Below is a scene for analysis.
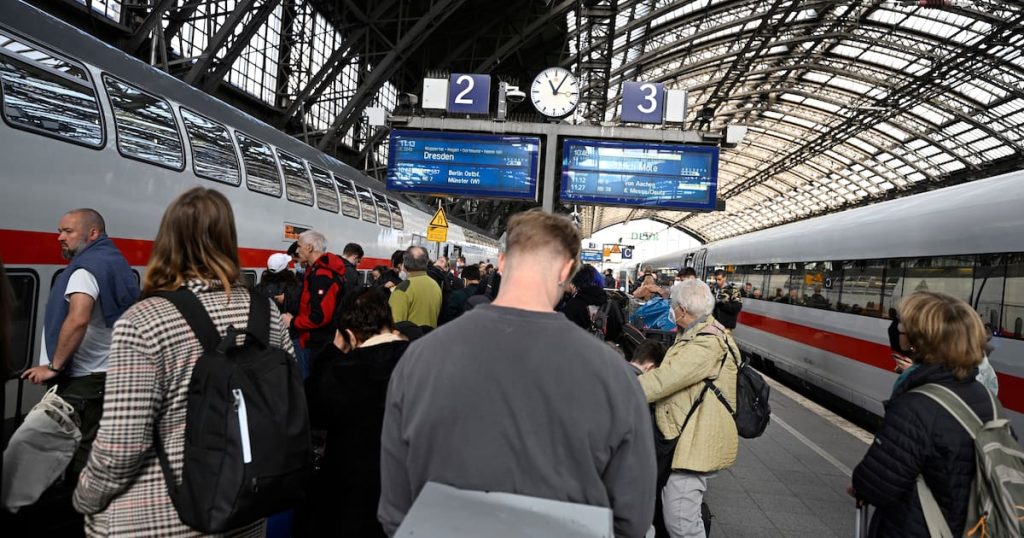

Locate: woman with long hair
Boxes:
[73,187,292,537]
[849,291,997,536]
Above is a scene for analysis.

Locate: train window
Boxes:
[763,264,791,302]
[973,254,1006,332]
[276,150,314,206]
[839,259,886,316]
[902,256,974,304]
[4,270,39,376]
[308,165,339,213]
[881,259,905,317]
[750,265,768,299]
[236,132,282,197]
[180,108,240,186]
[796,262,839,309]
[335,177,360,219]
[241,270,257,289]
[387,198,404,230]
[103,75,184,170]
[0,32,104,148]
[355,185,377,223]
[1001,254,1024,339]
[373,193,392,228]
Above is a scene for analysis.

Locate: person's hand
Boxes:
[892,353,913,373]
[384,281,395,289]
[274,293,285,305]
[22,365,58,385]
[281,313,293,327]
[847,484,865,507]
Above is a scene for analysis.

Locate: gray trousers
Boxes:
[662,471,712,538]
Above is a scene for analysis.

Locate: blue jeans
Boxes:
[293,339,312,380]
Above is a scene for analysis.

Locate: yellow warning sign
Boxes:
[429,207,449,228]
[427,207,448,242]
[610,244,621,254]
[427,226,448,242]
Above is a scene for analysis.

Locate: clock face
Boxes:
[530,67,580,118]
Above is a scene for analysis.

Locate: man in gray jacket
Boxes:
[378,210,656,537]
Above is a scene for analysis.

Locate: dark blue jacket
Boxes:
[43,235,139,361]
[852,364,993,537]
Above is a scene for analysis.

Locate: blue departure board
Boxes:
[560,139,719,211]
[387,130,541,200]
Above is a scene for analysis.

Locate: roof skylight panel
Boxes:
[824,75,875,95]
[800,96,842,114]
[969,137,1002,152]
[909,104,952,125]
[951,128,986,144]
[783,114,820,130]
[939,160,967,173]
[847,137,879,154]
[832,43,866,60]
[984,147,1015,159]
[931,9,980,30]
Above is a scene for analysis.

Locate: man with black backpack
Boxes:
[638,279,740,538]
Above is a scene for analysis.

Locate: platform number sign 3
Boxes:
[621,81,665,124]
[448,74,491,115]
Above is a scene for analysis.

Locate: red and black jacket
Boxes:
[290,252,346,351]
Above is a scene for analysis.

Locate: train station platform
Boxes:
[703,375,874,538]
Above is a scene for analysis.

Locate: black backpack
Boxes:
[153,289,312,533]
[706,341,771,439]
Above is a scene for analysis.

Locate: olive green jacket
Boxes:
[638,316,740,473]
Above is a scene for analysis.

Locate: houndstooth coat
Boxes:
[73,279,294,537]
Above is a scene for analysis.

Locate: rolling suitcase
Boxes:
[854,504,870,538]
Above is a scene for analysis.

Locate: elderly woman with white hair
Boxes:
[638,279,741,538]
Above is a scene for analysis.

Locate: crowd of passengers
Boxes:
[0,186,1014,538]
[632,274,893,317]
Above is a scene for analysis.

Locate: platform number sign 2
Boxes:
[448,74,491,115]
[621,81,665,124]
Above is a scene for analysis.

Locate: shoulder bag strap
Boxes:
[909,383,984,439]
[677,349,729,436]
[152,289,220,352]
[244,289,272,350]
[702,332,739,416]
[909,383,981,538]
[149,288,220,500]
[917,476,956,538]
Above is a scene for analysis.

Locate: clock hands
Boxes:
[553,75,568,95]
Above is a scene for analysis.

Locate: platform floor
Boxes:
[702,376,873,538]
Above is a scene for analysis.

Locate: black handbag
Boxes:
[653,382,711,491]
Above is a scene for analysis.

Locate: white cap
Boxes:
[267,253,291,273]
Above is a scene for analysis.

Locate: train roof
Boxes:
[2,0,499,241]
[642,169,1024,267]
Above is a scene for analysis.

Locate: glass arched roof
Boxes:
[576,0,1024,242]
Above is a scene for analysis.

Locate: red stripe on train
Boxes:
[0,229,390,271]
[738,311,1024,413]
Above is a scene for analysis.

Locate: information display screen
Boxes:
[387,130,541,200]
[560,139,719,211]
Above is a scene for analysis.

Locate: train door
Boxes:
[694,248,709,279]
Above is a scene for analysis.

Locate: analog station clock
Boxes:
[530,67,580,118]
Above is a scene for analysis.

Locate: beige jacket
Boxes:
[638,316,740,473]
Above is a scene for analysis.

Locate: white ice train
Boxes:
[0,0,498,416]
[642,169,1024,434]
